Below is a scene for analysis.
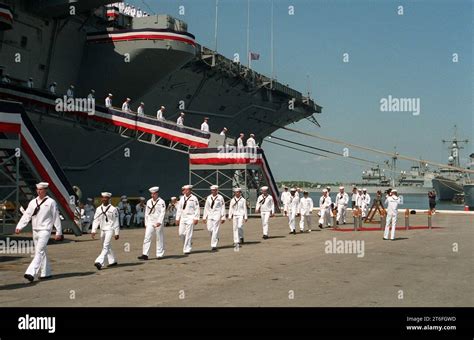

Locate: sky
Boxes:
[129,0,473,183]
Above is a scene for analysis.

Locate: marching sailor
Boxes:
[138,187,166,260]
[134,197,146,227]
[318,189,332,228]
[326,186,333,227]
[117,196,132,228]
[177,112,185,126]
[255,186,275,239]
[280,186,291,216]
[351,187,358,209]
[237,133,245,148]
[356,188,365,216]
[137,102,145,116]
[246,133,256,148]
[15,182,63,282]
[165,197,178,226]
[228,188,248,246]
[362,188,371,217]
[121,98,131,112]
[27,77,34,88]
[82,197,96,233]
[176,185,200,254]
[87,89,95,100]
[156,106,165,120]
[287,188,300,234]
[105,93,113,108]
[335,186,349,225]
[200,117,210,132]
[66,85,74,98]
[49,82,57,94]
[299,190,314,232]
[203,185,226,251]
[384,189,401,240]
[91,192,120,270]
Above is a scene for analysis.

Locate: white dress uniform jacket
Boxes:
[176,194,200,253]
[384,195,401,240]
[319,195,332,228]
[335,192,349,224]
[228,196,248,244]
[143,197,166,257]
[287,194,300,232]
[280,191,291,214]
[256,194,275,236]
[92,204,120,266]
[200,122,209,132]
[246,137,256,147]
[203,194,226,248]
[299,196,313,231]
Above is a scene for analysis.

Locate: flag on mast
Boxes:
[249,52,260,60]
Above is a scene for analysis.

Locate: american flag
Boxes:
[249,52,260,61]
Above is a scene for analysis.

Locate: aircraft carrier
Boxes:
[0,0,322,201]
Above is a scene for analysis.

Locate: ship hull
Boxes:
[431,177,463,200]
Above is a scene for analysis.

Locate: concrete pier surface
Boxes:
[0,211,472,307]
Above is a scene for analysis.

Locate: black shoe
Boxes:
[318,224,323,229]
[211,247,217,252]
[137,255,149,261]
[108,262,118,267]
[336,221,339,225]
[262,235,268,239]
[39,275,53,280]
[383,238,389,240]
[240,238,244,244]
[299,230,304,233]
[24,274,34,282]
[94,262,102,270]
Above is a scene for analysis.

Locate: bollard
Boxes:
[353,208,358,231]
[357,208,363,230]
[380,210,386,230]
[428,209,432,229]
[405,209,409,230]
[333,210,337,229]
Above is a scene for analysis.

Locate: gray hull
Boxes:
[431,177,463,200]
[463,184,474,209]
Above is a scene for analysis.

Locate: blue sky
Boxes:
[129,0,473,182]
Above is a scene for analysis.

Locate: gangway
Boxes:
[0,100,81,235]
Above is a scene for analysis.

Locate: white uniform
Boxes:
[299,197,313,231]
[142,197,166,257]
[363,193,371,217]
[384,195,401,240]
[351,192,358,208]
[92,204,120,266]
[356,194,367,217]
[203,194,226,248]
[165,202,177,225]
[200,122,209,132]
[287,194,300,232]
[137,106,144,116]
[27,79,34,88]
[135,202,145,225]
[246,137,256,147]
[122,101,130,112]
[237,137,244,148]
[228,196,248,244]
[105,96,112,108]
[16,196,62,278]
[256,194,275,236]
[280,191,291,214]
[82,203,95,232]
[156,109,164,120]
[176,194,200,253]
[117,201,132,227]
[49,84,56,94]
[335,192,349,224]
[66,88,74,98]
[319,195,332,228]
[177,116,184,126]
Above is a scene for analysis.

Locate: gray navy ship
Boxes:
[0,0,322,202]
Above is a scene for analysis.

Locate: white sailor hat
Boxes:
[233,187,242,192]
[223,127,227,130]
[36,182,49,189]
[161,105,165,109]
[303,190,309,194]
[70,85,74,88]
[339,186,345,190]
[362,188,367,191]
[283,186,288,189]
[149,186,159,193]
[180,112,185,116]
[290,188,296,192]
[53,82,57,85]
[121,198,127,202]
[91,89,95,93]
[29,77,33,80]
[250,133,255,137]
[126,97,131,101]
[120,195,127,199]
[101,192,112,198]
[322,189,328,193]
[358,188,363,191]
[140,197,146,201]
[183,184,193,189]
[391,188,398,193]
[326,186,331,190]
[210,185,219,190]
[87,197,93,202]
[140,102,144,105]
[204,117,209,120]
[260,186,269,191]
[108,93,113,96]
[171,196,177,200]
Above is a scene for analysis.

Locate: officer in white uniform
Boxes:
[122,98,131,112]
[117,196,131,228]
[156,106,165,120]
[228,188,248,246]
[203,185,226,251]
[176,185,200,254]
[246,134,256,147]
[200,117,210,132]
[237,133,244,148]
[177,112,185,126]
[105,93,113,108]
[299,190,313,232]
[351,187,358,209]
[138,187,166,260]
[280,186,290,215]
[82,198,95,233]
[362,188,371,217]
[66,85,74,98]
[49,82,57,94]
[255,186,275,239]
[15,182,63,282]
[384,189,401,240]
[318,189,332,228]
[137,102,145,116]
[335,186,349,225]
[134,197,146,226]
[287,188,300,234]
[91,192,120,270]
[356,188,365,216]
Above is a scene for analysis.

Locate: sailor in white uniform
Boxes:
[351,187,358,209]
[91,192,120,270]
[137,102,145,116]
[318,189,332,228]
[200,117,210,132]
[105,93,113,108]
[220,127,227,136]
[287,188,300,234]
[176,185,200,254]
[134,197,146,226]
[27,77,34,88]
[165,197,178,225]
[66,85,74,98]
[299,190,313,232]
[138,187,166,260]
[237,133,245,148]
[335,186,349,225]
[384,189,401,240]
[15,182,63,282]
[246,133,256,148]
[356,188,365,215]
[176,112,185,126]
[228,187,248,246]
[82,197,95,233]
[49,82,57,94]
[156,106,165,120]
[326,186,333,226]
[117,196,132,228]
[280,186,291,216]
[203,185,226,251]
[87,89,95,100]
[255,186,275,239]
[362,188,371,218]
[121,98,131,112]
[2,73,10,84]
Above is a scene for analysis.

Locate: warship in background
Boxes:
[0,0,321,201]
